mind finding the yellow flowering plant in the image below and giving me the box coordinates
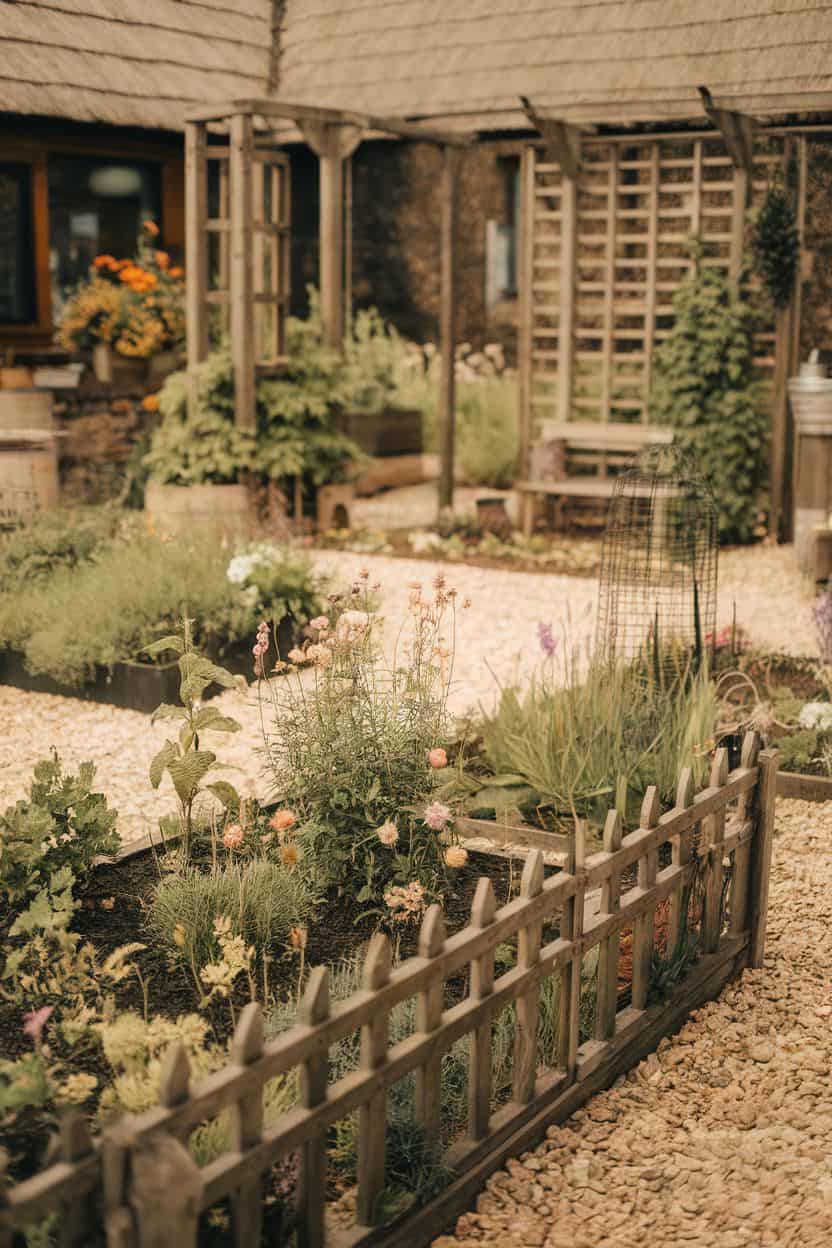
[58,220,185,358]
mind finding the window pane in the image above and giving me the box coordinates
[0,163,35,324]
[48,155,161,322]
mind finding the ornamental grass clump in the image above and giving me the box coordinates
[259,573,466,909]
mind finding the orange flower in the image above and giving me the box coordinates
[94,255,117,269]
[141,393,159,412]
[169,266,184,278]
[143,219,159,237]
[154,250,170,269]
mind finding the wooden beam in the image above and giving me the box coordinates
[186,99,471,147]
[229,110,256,430]
[184,121,209,419]
[698,86,754,170]
[520,97,582,179]
[517,145,535,505]
[559,153,579,423]
[438,145,460,512]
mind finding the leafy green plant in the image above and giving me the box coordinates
[648,247,769,543]
[752,183,800,309]
[147,622,244,857]
[0,505,131,594]
[0,753,118,912]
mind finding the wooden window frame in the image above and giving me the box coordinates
[0,130,183,349]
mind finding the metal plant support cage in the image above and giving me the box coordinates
[597,445,718,668]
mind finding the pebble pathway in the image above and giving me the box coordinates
[433,798,832,1248]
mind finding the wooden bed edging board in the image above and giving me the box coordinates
[776,770,832,802]
[336,936,749,1248]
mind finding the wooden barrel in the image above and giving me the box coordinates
[0,390,59,519]
[145,481,255,538]
[794,433,832,568]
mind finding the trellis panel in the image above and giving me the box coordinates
[519,133,786,455]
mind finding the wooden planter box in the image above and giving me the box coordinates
[337,405,423,458]
[145,481,254,538]
[0,619,296,714]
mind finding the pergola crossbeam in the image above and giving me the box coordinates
[184,98,471,147]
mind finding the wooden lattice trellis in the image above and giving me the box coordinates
[518,127,807,534]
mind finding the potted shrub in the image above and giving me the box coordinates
[58,221,185,387]
[143,314,365,534]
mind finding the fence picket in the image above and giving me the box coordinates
[297,968,330,1248]
[57,1110,96,1248]
[0,1147,11,1248]
[513,849,545,1104]
[357,933,392,1226]
[729,731,760,937]
[703,749,730,953]
[468,879,497,1141]
[558,824,586,1077]
[230,1003,265,1248]
[748,748,781,968]
[416,905,447,1147]
[130,1134,203,1248]
[595,810,622,1042]
[631,787,660,1010]
[667,767,694,954]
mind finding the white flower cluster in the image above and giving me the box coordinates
[226,542,286,586]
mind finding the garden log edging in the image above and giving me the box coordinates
[775,769,832,801]
[0,737,779,1248]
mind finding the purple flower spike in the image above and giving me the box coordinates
[537,621,558,658]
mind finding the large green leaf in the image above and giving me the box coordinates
[149,740,179,790]
[143,635,184,658]
[205,781,241,814]
[192,707,241,734]
[167,750,216,805]
[151,703,187,725]
[178,652,238,704]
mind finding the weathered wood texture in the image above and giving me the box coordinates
[2,737,778,1248]
[517,130,784,510]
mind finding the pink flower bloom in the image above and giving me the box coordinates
[223,823,245,851]
[428,747,448,770]
[309,615,330,632]
[269,809,297,834]
[23,1006,53,1044]
[423,801,452,831]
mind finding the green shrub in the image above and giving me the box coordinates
[0,532,321,686]
[648,248,769,543]
[148,859,317,978]
[0,505,131,593]
[479,649,716,825]
[0,753,119,912]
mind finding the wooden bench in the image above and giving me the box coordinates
[516,420,674,536]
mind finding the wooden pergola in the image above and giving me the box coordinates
[183,99,470,508]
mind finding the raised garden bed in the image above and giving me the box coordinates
[0,617,296,713]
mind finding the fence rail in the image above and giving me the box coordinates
[0,734,779,1248]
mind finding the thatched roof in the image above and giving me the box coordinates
[276,0,832,132]
[0,0,274,132]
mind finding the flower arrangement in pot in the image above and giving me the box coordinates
[58,220,185,385]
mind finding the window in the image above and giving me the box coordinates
[48,155,161,321]
[485,156,520,308]
[0,163,36,324]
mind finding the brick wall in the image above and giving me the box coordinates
[55,382,155,503]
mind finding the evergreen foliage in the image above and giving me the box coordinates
[752,184,799,309]
[648,253,769,543]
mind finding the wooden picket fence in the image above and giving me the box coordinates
[0,734,779,1248]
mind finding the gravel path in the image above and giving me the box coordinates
[433,797,832,1248]
[0,543,816,842]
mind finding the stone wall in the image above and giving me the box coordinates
[290,138,522,354]
[55,381,155,504]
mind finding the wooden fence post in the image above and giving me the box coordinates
[229,1003,265,1248]
[748,747,781,968]
[513,850,544,1104]
[416,905,446,1147]
[130,1135,203,1248]
[729,731,760,939]
[631,788,660,1010]
[594,810,622,1042]
[468,878,496,1141]
[667,768,694,954]
[357,933,392,1227]
[0,1147,12,1248]
[558,824,586,1078]
[703,748,730,953]
[297,967,330,1248]
[57,1109,97,1248]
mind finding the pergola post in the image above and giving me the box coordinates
[184,121,209,418]
[300,121,363,351]
[438,144,460,512]
[230,110,256,431]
